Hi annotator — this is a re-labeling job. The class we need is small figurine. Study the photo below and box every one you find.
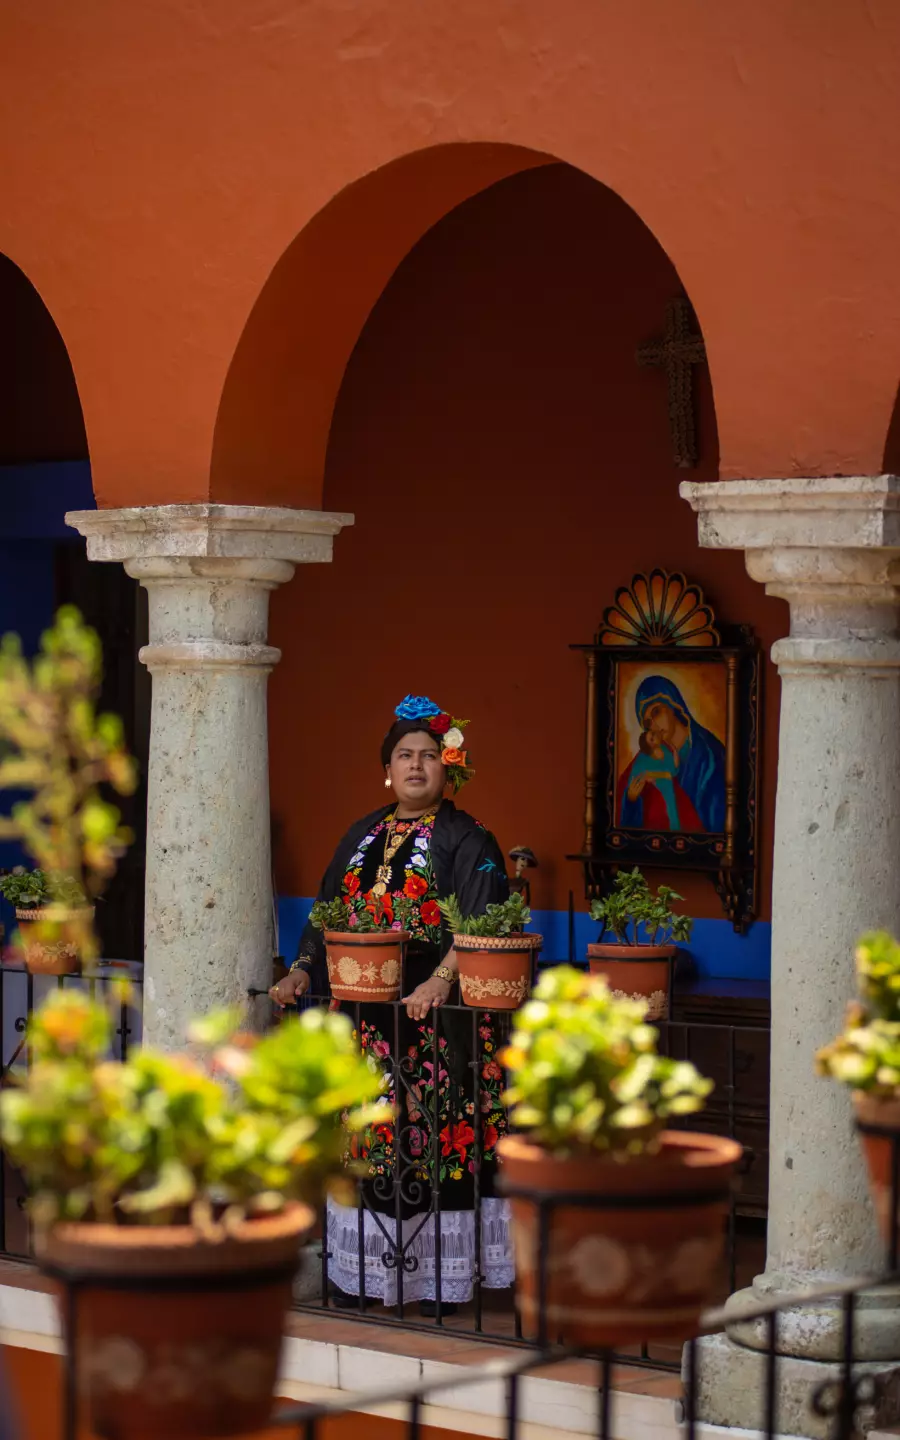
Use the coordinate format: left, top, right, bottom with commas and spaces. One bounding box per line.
508, 845, 538, 907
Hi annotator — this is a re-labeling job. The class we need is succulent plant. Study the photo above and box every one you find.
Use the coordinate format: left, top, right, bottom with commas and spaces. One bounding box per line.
439, 891, 531, 938
501, 965, 713, 1156
589, 868, 692, 947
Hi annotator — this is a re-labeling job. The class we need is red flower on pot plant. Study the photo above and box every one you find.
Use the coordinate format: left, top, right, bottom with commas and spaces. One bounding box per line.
587, 868, 693, 1020
309, 895, 412, 1002
497, 965, 738, 1349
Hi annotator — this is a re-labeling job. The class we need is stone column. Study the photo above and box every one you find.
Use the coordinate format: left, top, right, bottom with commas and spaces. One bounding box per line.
66, 504, 352, 1049
680, 476, 900, 1437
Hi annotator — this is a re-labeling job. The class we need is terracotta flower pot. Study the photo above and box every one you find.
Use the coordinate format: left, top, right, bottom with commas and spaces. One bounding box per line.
586, 943, 675, 1020
324, 929, 408, 1002
36, 1203, 313, 1440
498, 1131, 740, 1348
854, 1093, 900, 1253
453, 933, 542, 1010
15, 906, 95, 976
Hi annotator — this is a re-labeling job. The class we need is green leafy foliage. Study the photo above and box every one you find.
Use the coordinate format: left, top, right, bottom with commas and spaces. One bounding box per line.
0, 607, 137, 962
0, 989, 393, 1228
0, 867, 87, 909
309, 894, 415, 934
817, 932, 900, 1097
589, 868, 693, 946
501, 965, 713, 1156
438, 891, 531, 937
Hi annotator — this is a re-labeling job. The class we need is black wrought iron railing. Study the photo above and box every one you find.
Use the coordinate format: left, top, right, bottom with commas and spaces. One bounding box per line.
0, 967, 764, 1370
276, 988, 764, 1368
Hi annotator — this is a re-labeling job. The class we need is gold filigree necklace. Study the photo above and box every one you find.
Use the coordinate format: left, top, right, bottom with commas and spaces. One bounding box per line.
371, 810, 434, 898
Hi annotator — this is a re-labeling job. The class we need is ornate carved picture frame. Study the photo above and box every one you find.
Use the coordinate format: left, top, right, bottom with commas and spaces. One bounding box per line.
570, 570, 760, 932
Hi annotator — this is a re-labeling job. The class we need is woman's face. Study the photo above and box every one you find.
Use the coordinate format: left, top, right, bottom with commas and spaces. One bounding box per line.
386, 731, 445, 810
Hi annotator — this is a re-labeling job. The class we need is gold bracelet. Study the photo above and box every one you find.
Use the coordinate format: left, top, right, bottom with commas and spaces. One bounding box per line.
432, 964, 455, 985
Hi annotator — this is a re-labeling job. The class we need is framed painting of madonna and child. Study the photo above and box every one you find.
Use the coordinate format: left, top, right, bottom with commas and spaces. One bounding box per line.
570, 570, 760, 933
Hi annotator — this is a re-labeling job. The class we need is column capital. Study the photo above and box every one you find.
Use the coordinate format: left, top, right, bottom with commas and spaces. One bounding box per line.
65, 502, 354, 569
681, 476, 900, 674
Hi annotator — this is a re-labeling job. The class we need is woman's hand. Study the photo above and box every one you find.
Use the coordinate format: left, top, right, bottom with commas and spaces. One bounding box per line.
402, 976, 451, 1021
268, 968, 311, 1009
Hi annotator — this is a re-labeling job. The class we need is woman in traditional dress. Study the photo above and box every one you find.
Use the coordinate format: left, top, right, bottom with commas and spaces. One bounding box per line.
270, 695, 514, 1315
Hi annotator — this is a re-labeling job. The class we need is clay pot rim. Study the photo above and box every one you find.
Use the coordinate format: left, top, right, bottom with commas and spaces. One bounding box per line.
37, 1200, 314, 1277
854, 1092, 900, 1131
498, 1130, 742, 1189
587, 943, 676, 961
324, 930, 410, 944
454, 933, 543, 952
15, 905, 95, 922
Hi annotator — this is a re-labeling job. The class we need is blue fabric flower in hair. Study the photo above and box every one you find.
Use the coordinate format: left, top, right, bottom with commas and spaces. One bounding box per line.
395, 695, 441, 720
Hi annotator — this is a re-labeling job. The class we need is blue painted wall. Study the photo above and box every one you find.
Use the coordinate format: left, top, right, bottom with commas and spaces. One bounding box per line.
276, 896, 771, 980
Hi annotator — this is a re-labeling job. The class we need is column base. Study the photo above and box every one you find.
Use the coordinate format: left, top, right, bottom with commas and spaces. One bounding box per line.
687, 1333, 900, 1440
725, 1280, 900, 1362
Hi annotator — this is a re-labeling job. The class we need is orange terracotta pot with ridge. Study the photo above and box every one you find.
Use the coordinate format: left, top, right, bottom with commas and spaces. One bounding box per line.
453, 933, 542, 1010
498, 1131, 740, 1348
324, 929, 408, 1002
586, 943, 675, 1020
15, 906, 95, 977
37, 1203, 314, 1440
854, 1093, 900, 1254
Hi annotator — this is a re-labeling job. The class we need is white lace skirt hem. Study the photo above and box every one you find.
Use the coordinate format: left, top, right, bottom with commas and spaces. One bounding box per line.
326, 1197, 515, 1305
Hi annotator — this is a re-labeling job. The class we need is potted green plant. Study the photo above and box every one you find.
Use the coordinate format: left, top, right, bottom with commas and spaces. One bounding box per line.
0, 607, 137, 974
310, 893, 412, 1002
438, 892, 542, 1010
0, 987, 391, 1439
0, 867, 93, 974
588, 868, 693, 1019
498, 965, 739, 1347
817, 930, 900, 1249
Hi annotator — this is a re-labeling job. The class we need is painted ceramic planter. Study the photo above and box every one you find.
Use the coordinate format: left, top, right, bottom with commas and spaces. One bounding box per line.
586, 943, 675, 1020
498, 1132, 740, 1348
37, 1203, 313, 1440
15, 906, 95, 976
854, 1093, 900, 1254
324, 930, 408, 1002
453, 933, 542, 1010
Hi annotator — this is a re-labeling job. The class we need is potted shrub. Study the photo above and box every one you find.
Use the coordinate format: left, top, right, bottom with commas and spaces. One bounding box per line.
0, 987, 391, 1439
439, 892, 542, 1010
310, 894, 412, 1003
0, 867, 94, 975
0, 607, 137, 974
817, 930, 900, 1250
498, 965, 740, 1347
588, 868, 693, 1020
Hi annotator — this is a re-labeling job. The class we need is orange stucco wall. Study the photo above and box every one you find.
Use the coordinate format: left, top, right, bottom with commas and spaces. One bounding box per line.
268, 165, 787, 921
1, 2, 900, 506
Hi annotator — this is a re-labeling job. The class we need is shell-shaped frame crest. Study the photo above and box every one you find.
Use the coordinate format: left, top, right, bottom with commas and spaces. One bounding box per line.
597, 570, 720, 648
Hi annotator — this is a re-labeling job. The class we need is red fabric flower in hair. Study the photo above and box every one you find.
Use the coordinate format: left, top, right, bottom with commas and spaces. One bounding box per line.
430, 713, 451, 734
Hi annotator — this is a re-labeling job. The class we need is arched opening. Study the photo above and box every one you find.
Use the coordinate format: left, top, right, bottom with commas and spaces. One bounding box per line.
0, 256, 148, 965
264, 159, 785, 990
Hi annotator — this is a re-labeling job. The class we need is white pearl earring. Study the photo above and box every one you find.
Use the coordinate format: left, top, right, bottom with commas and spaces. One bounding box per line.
384, 777, 391, 788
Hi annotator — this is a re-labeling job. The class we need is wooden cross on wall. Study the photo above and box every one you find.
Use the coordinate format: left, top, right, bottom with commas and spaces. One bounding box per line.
636, 297, 707, 468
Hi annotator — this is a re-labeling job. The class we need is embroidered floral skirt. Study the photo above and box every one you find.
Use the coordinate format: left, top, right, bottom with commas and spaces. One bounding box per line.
329, 950, 514, 1305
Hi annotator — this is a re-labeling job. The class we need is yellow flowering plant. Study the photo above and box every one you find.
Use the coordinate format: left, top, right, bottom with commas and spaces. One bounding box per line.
0, 988, 393, 1229
501, 965, 713, 1156
817, 931, 900, 1096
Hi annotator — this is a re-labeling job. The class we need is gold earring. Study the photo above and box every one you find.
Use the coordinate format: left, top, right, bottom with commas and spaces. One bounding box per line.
384, 777, 391, 789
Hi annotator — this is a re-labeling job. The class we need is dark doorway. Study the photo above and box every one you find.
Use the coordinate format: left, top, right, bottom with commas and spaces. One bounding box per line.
54, 544, 150, 962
